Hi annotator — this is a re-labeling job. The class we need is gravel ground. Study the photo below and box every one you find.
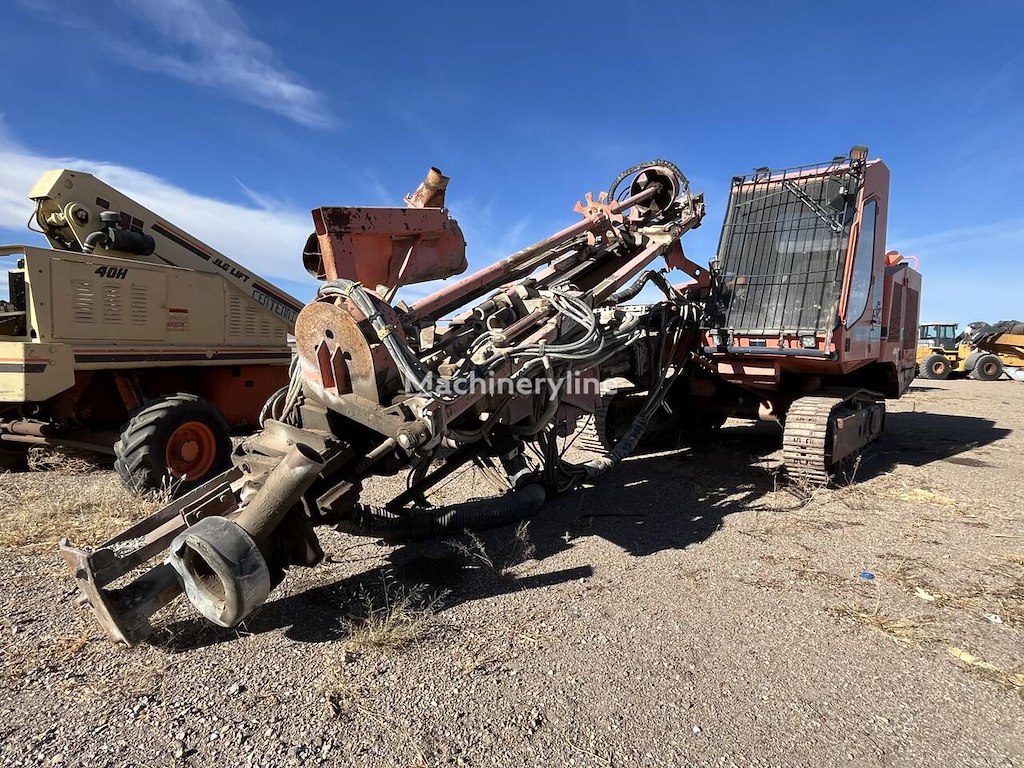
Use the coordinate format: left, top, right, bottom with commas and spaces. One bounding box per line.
0, 378, 1022, 767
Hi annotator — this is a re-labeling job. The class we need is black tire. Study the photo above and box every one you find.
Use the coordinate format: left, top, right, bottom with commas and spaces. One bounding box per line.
0, 440, 29, 471
114, 393, 232, 496
962, 351, 984, 374
919, 354, 951, 380
970, 354, 1003, 381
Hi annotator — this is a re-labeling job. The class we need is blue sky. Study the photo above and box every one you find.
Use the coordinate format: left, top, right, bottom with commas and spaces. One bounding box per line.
2, 0, 1022, 327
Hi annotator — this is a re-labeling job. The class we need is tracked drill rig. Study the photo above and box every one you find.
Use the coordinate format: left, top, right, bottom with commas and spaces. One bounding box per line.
62, 150, 921, 645
575, 149, 921, 484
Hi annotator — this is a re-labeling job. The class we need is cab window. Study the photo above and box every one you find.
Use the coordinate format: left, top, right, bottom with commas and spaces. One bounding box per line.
845, 200, 876, 326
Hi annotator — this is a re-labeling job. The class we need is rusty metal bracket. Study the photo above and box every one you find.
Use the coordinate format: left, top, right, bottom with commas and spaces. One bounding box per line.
60, 468, 242, 644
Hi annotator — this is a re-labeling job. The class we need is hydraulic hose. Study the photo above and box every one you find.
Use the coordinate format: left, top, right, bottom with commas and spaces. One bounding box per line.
606, 270, 681, 305
82, 230, 109, 254
349, 483, 546, 540
579, 415, 650, 480
317, 279, 639, 397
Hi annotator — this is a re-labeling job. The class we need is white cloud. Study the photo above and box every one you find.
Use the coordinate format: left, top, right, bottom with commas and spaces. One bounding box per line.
0, 117, 567, 316
890, 217, 1024, 326
0, 121, 544, 313
0, 117, 317, 295
891, 217, 1024, 256
21, 0, 334, 129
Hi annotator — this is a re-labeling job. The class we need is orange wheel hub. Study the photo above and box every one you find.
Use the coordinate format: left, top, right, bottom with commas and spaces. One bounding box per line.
165, 421, 218, 480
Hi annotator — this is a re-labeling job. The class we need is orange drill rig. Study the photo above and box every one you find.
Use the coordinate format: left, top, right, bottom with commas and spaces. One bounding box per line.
690, 146, 920, 482
58, 149, 920, 646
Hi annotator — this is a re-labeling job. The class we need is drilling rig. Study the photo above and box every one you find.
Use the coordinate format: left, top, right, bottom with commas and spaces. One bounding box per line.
703, 148, 920, 483
574, 150, 921, 484
60, 149, 921, 645
61, 162, 708, 643
685, 149, 916, 482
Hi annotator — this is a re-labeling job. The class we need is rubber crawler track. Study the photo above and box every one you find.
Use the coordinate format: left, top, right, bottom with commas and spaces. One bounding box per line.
574, 378, 636, 458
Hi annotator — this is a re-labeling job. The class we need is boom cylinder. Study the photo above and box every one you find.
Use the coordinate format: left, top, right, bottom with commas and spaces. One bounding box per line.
234, 442, 326, 545
407, 184, 661, 323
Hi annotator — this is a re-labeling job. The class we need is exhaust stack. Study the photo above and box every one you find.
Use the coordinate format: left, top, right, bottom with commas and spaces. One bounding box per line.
405, 166, 450, 208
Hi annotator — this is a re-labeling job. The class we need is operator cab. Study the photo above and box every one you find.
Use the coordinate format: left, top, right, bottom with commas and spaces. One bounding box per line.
0, 248, 29, 338
918, 322, 960, 352
705, 145, 880, 358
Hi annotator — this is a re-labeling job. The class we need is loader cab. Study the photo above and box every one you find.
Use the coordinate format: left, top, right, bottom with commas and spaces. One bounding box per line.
918, 323, 960, 352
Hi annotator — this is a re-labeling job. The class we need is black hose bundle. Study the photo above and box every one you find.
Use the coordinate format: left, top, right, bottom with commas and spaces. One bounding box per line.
347, 484, 547, 540
578, 414, 650, 480
606, 270, 681, 305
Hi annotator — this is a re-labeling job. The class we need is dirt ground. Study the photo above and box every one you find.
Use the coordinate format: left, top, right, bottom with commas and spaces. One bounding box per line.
0, 378, 1022, 768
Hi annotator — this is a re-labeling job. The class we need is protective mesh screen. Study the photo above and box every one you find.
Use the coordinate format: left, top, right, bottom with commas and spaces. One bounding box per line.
902, 286, 920, 349
710, 166, 859, 335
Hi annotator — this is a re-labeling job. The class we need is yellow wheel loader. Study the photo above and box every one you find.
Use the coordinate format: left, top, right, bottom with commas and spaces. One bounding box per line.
0, 170, 301, 493
916, 321, 1024, 381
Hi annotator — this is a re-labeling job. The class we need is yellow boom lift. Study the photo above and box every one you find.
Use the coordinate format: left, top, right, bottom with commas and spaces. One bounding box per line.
0, 169, 301, 493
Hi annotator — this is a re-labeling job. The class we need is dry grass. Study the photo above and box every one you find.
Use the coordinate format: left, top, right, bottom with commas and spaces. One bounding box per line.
343, 573, 445, 658
327, 576, 445, 716
564, 738, 613, 767
450, 630, 508, 675
772, 470, 825, 507
884, 554, 1024, 627
768, 454, 862, 501
947, 647, 1024, 693
828, 470, 961, 519
449, 609, 558, 676
891, 487, 957, 507
0, 612, 103, 685
792, 513, 866, 533
26, 447, 108, 475
327, 668, 384, 721
773, 555, 848, 588
832, 603, 940, 647
447, 520, 536, 577
0, 473, 164, 552
833, 474, 889, 507
753, 504, 868, 537
749, 465, 897, 537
